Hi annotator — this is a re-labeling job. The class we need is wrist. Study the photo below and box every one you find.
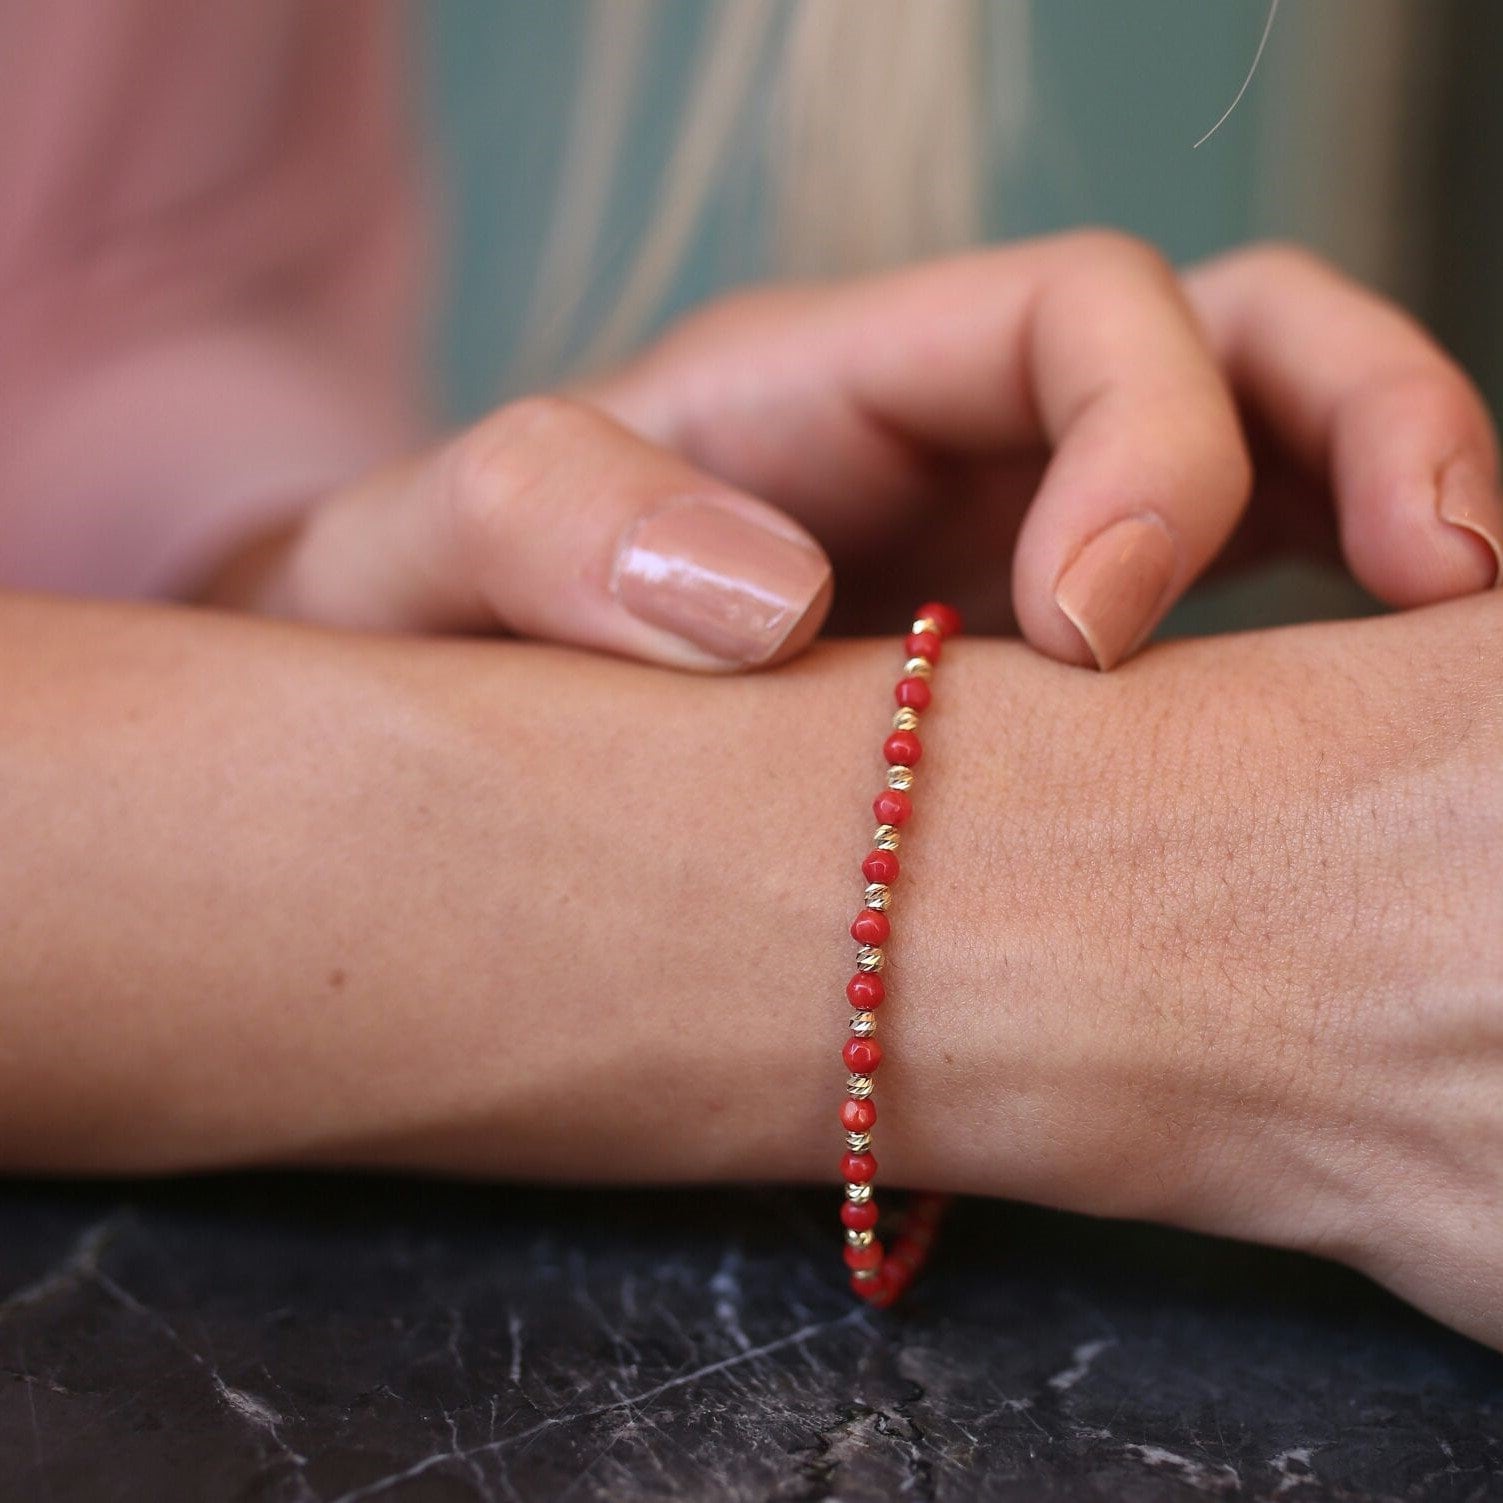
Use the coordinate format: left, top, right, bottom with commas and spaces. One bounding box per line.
679, 634, 1193, 1220
861, 641, 1176, 1216
871, 631, 1332, 1234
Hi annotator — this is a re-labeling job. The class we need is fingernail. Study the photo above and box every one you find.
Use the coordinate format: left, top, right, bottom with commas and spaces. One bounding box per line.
1436, 457, 1503, 588
612, 497, 831, 666
1053, 512, 1177, 671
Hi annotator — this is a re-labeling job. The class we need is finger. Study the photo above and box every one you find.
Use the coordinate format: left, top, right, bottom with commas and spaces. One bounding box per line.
265, 395, 833, 671
1001, 235, 1252, 669
1185, 243, 1503, 606
681, 234, 1252, 670
847, 235, 1253, 668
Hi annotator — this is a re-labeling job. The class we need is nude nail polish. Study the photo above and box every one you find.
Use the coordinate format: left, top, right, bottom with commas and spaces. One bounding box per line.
1437, 457, 1503, 588
612, 498, 832, 666
1053, 513, 1177, 671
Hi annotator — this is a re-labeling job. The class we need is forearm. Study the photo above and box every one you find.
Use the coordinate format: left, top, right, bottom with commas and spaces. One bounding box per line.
0, 593, 1017, 1184
5, 589, 1169, 1197
13, 586, 1476, 1260
0, 593, 819, 1176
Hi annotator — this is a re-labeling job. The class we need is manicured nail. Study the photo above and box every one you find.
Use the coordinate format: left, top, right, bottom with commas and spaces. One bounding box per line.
612, 498, 831, 666
1053, 513, 1177, 671
1436, 457, 1503, 588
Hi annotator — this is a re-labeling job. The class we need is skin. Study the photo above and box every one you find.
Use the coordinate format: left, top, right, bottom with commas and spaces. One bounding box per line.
10, 226, 1503, 1360
4, 588, 1501, 1351
208, 238, 1502, 665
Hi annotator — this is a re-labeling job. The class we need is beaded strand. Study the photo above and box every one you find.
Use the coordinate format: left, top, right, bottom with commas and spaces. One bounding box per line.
840, 602, 961, 1308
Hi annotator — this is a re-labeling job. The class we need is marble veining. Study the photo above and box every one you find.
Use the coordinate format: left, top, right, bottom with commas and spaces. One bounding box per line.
1, 1178, 1499, 1501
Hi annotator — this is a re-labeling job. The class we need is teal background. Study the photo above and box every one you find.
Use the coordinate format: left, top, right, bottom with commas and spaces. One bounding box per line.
418, 1, 1280, 422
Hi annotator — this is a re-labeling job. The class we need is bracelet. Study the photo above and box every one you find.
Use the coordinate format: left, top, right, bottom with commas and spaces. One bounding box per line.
839, 601, 961, 1308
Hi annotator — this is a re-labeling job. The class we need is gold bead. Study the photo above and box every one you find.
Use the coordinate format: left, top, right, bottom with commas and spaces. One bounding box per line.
912, 617, 942, 637
872, 824, 901, 851
886, 764, 914, 792
845, 1130, 873, 1152
846, 1227, 875, 1248
850, 1265, 881, 1285
855, 945, 884, 973
892, 707, 920, 733
849, 1010, 877, 1037
902, 657, 933, 680
845, 1180, 873, 1202
863, 882, 890, 911
846, 1073, 874, 1098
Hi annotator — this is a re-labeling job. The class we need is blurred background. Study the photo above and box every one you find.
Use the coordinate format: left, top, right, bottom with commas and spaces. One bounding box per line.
414, 0, 1491, 629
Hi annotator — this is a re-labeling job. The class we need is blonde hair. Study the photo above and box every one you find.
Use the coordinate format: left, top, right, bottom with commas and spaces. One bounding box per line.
517, 0, 1029, 381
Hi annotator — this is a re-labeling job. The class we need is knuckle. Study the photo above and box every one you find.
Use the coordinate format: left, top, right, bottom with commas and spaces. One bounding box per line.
1146, 389, 1253, 506
1230, 238, 1337, 283
1391, 364, 1476, 423
654, 281, 819, 357
442, 395, 591, 543
679, 284, 779, 329
479, 392, 590, 450
1062, 227, 1177, 286
1339, 362, 1485, 447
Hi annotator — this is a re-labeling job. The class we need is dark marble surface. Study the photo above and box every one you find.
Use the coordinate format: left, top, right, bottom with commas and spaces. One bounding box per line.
1, 1176, 1500, 1502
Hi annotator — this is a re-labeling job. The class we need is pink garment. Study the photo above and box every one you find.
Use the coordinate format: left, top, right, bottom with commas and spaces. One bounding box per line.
0, 0, 433, 597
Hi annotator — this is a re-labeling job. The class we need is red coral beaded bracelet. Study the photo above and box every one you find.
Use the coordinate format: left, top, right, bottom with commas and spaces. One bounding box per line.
840, 601, 961, 1308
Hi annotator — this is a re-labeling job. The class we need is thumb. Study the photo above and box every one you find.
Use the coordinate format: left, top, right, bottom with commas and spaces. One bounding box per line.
248, 395, 833, 670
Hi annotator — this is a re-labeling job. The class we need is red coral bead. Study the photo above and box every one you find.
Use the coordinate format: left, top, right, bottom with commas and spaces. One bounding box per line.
846, 973, 885, 1009
841, 1149, 878, 1182
916, 601, 963, 638
850, 1271, 885, 1299
841, 1097, 877, 1132
843, 1037, 883, 1074
905, 630, 941, 662
894, 677, 932, 712
872, 788, 912, 825
844, 1239, 884, 1271
883, 730, 922, 766
850, 908, 890, 945
841, 1198, 879, 1231
861, 849, 899, 884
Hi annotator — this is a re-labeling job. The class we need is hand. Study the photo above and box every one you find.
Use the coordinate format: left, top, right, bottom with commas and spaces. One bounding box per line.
588, 235, 1503, 666
906, 590, 1503, 1348
202, 395, 833, 672
207, 236, 1501, 675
